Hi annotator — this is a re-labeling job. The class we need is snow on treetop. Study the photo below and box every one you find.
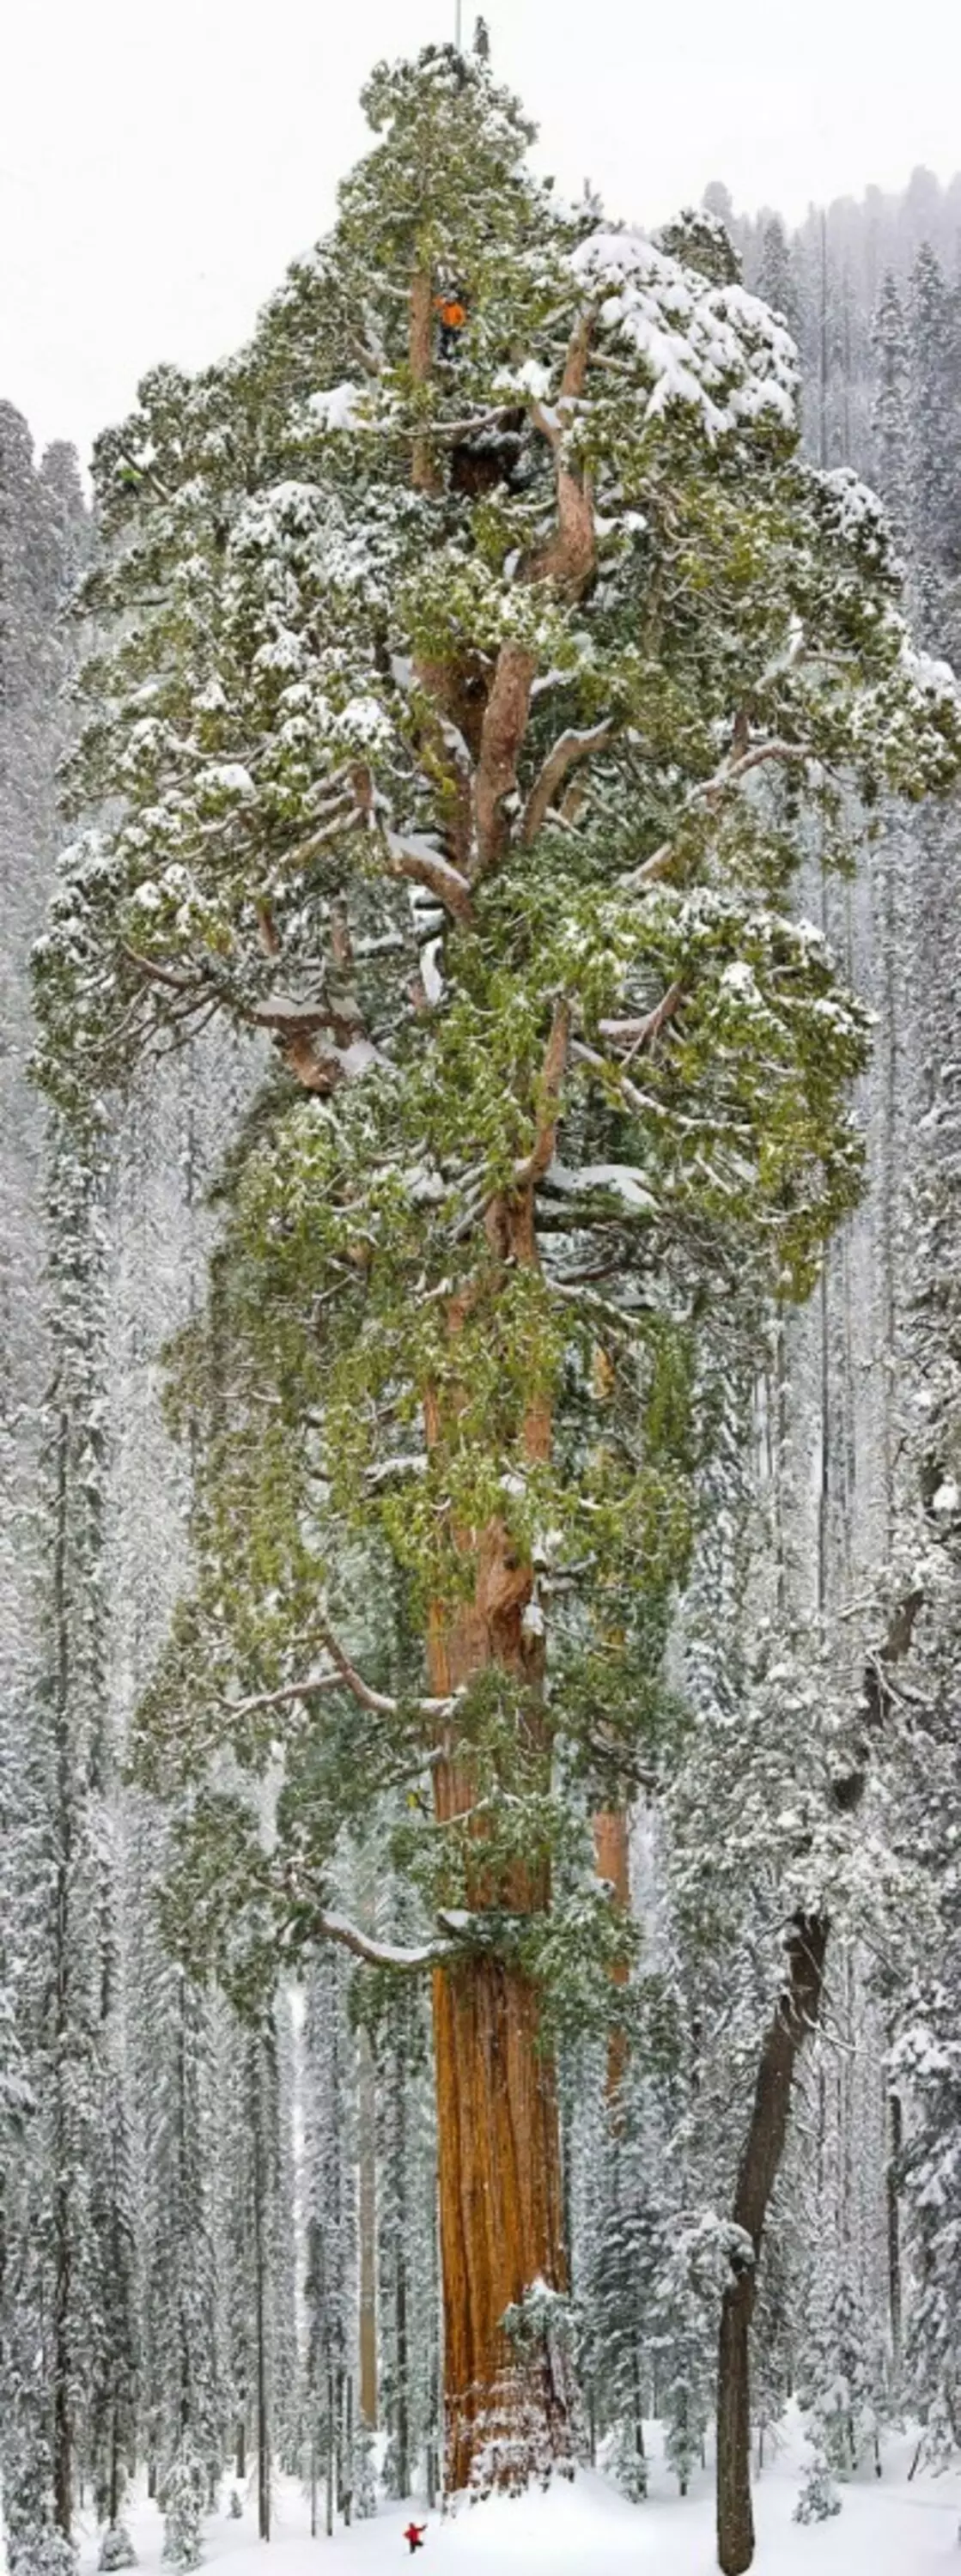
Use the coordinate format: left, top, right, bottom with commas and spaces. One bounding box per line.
571, 228, 798, 434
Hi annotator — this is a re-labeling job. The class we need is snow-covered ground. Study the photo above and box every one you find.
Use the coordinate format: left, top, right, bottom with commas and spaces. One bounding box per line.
73, 2429, 961, 2576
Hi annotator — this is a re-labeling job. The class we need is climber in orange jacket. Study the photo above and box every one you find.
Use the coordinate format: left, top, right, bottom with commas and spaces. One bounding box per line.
435, 286, 468, 359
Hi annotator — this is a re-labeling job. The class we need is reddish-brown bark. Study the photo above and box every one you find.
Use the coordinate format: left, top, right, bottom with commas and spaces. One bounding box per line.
425, 1183, 574, 2491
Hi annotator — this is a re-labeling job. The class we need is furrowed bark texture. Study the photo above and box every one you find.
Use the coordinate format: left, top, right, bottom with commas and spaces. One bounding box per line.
426, 1188, 573, 2495
716, 1912, 829, 2576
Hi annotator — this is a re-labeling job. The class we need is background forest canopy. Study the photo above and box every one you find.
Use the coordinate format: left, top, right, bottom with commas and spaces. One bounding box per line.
4, 31, 961, 2576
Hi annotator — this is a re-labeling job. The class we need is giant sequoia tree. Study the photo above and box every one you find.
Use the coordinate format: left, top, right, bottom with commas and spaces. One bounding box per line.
34, 39, 961, 2501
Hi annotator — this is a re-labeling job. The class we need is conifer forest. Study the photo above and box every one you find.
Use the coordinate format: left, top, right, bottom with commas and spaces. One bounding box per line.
5, 27, 961, 2576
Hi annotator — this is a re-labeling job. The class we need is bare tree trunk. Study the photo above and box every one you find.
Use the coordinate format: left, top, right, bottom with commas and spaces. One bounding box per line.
52, 1406, 74, 2542
716, 1914, 829, 2576
396, 2207, 410, 2500
253, 2101, 270, 2542
886, 2082, 903, 2378
358, 2032, 378, 2428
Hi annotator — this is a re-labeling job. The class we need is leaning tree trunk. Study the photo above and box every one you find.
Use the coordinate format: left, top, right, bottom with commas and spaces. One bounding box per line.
425, 1189, 575, 2495
716, 1912, 829, 2576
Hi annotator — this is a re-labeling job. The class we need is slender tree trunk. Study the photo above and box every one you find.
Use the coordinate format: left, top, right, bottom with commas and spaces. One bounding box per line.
396, 2220, 410, 2500
325, 2370, 335, 2538
109, 2406, 120, 2530
52, 1406, 74, 2542
716, 1913, 829, 2576
886, 2082, 903, 2378
358, 2032, 378, 2428
253, 2104, 270, 2542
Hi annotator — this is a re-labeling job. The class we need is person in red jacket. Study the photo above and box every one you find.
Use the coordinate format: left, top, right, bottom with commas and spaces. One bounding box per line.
403, 2523, 427, 2555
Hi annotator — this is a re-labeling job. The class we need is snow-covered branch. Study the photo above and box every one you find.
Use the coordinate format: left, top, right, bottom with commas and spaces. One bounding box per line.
382, 828, 476, 927
630, 739, 816, 888
219, 1619, 456, 1730
597, 980, 685, 1057
520, 720, 616, 848
313, 1911, 459, 1972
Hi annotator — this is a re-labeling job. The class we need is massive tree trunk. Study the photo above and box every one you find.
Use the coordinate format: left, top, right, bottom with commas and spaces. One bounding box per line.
425, 1188, 575, 2494
428, 1551, 572, 2492
431, 1947, 569, 2492
716, 1913, 829, 2576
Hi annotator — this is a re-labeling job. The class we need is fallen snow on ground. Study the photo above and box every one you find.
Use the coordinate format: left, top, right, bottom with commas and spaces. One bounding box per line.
74, 2427, 961, 2576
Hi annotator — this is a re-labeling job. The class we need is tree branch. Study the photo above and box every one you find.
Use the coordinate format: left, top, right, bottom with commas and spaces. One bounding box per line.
382, 827, 476, 927
313, 1910, 458, 1972
630, 740, 815, 890
313, 1616, 455, 1723
520, 720, 616, 848
597, 979, 685, 1059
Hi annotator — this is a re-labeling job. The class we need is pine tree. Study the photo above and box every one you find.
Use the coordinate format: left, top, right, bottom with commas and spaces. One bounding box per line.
906, 244, 961, 650
755, 217, 800, 335
2, 1127, 140, 2573
139, 1934, 222, 2562
302, 1949, 358, 2534
872, 274, 910, 550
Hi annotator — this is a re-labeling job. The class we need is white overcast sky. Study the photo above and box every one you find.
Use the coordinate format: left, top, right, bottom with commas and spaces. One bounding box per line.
3, 0, 960, 466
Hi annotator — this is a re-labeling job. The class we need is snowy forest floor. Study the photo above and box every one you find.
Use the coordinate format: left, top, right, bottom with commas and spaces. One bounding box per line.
68, 2427, 961, 2576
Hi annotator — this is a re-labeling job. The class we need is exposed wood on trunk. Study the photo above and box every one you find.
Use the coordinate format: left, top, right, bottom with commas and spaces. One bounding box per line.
715, 1913, 829, 2576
